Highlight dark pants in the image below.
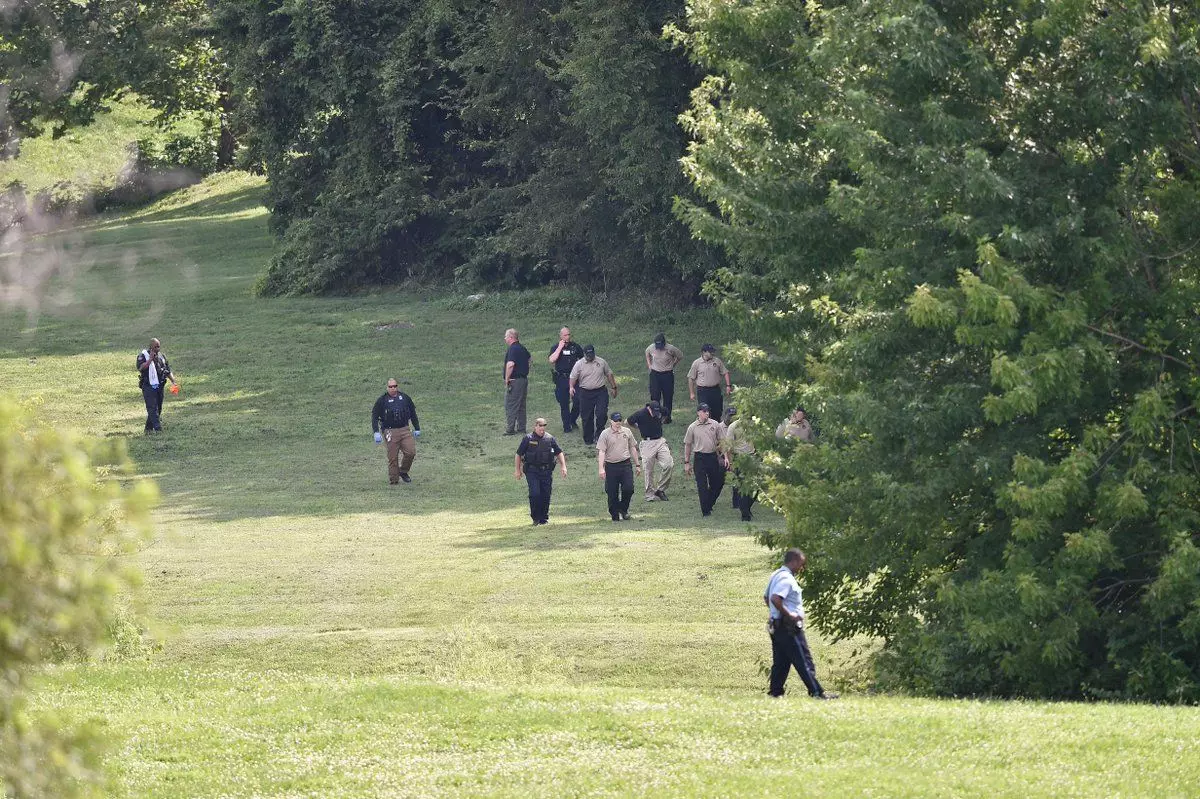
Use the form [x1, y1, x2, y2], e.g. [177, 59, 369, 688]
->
[142, 384, 164, 431]
[554, 373, 579, 431]
[769, 626, 825, 697]
[578, 387, 608, 445]
[604, 459, 634, 519]
[732, 467, 756, 520]
[649, 369, 675, 420]
[693, 451, 724, 514]
[525, 468, 554, 523]
[697, 385, 723, 420]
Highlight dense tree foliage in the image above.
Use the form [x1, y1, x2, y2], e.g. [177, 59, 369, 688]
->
[218, 0, 718, 294]
[0, 398, 153, 796]
[0, 1, 224, 158]
[679, 0, 1200, 701]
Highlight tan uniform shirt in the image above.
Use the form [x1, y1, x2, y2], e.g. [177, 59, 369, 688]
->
[597, 426, 637, 462]
[724, 419, 756, 455]
[570, 357, 613, 390]
[684, 418, 725, 454]
[776, 419, 814, 441]
[687, 357, 728, 387]
[646, 343, 684, 372]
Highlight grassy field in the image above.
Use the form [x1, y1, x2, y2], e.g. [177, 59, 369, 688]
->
[2, 173, 1199, 797]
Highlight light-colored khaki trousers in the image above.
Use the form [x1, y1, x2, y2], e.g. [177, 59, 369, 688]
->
[640, 437, 674, 499]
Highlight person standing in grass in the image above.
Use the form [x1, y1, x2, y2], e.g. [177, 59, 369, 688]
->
[503, 328, 532, 436]
[515, 418, 568, 525]
[548, 326, 584, 433]
[136, 337, 177, 433]
[687, 343, 731, 421]
[371, 378, 421, 485]
[765, 549, 838, 700]
[627, 400, 673, 502]
[723, 407, 757, 521]
[682, 403, 727, 516]
[645, 332, 684, 423]
[597, 412, 641, 521]
[569, 344, 618, 446]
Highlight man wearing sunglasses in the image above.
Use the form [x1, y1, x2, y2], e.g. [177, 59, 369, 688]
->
[515, 418, 568, 525]
[371, 379, 422, 484]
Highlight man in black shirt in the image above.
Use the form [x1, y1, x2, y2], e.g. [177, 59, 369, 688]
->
[627, 400, 674, 502]
[548, 326, 583, 433]
[371, 378, 422, 484]
[515, 417, 568, 525]
[504, 328, 532, 435]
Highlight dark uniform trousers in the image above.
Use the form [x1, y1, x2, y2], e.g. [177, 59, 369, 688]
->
[692, 451, 725, 514]
[648, 370, 675, 420]
[553, 373, 580, 431]
[769, 626, 826, 697]
[696, 384, 723, 421]
[525, 466, 554, 523]
[578, 387, 609, 444]
[731, 468, 757, 520]
[604, 459, 634, 519]
[142, 384, 164, 431]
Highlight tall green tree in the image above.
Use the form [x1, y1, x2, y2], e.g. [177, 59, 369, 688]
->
[0, 0, 224, 158]
[224, 0, 718, 294]
[679, 0, 1200, 700]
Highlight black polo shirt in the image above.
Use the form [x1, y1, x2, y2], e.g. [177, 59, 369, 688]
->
[506, 342, 532, 378]
[551, 341, 584, 376]
[627, 407, 664, 439]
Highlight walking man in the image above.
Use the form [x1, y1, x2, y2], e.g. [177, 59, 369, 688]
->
[723, 407, 757, 521]
[645, 332, 684, 423]
[503, 328, 532, 435]
[597, 412, 641, 521]
[687, 344, 732, 421]
[136, 337, 177, 433]
[515, 418, 567, 525]
[569, 344, 618, 446]
[548, 326, 584, 433]
[627, 400, 673, 502]
[371, 379, 422, 484]
[682, 403, 727, 516]
[765, 549, 837, 699]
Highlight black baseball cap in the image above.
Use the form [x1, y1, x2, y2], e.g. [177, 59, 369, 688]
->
[584, 344, 595, 354]
[654, 333, 666, 348]
[701, 343, 716, 352]
[610, 411, 623, 421]
[648, 400, 662, 412]
[697, 403, 711, 412]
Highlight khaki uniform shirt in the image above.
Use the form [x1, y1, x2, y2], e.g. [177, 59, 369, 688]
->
[724, 419, 756, 455]
[684, 418, 725, 454]
[687, 357, 728, 387]
[646, 343, 684, 372]
[597, 425, 637, 463]
[776, 419, 814, 442]
[570, 357, 613, 390]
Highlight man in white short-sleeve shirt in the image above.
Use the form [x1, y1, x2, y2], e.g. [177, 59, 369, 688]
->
[764, 549, 837, 699]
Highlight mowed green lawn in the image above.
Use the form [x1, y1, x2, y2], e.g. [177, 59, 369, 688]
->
[2, 174, 1198, 797]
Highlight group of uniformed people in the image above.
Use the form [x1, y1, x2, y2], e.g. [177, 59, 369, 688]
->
[505, 329, 751, 525]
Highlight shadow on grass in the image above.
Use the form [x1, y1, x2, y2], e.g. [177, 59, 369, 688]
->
[459, 503, 754, 553]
